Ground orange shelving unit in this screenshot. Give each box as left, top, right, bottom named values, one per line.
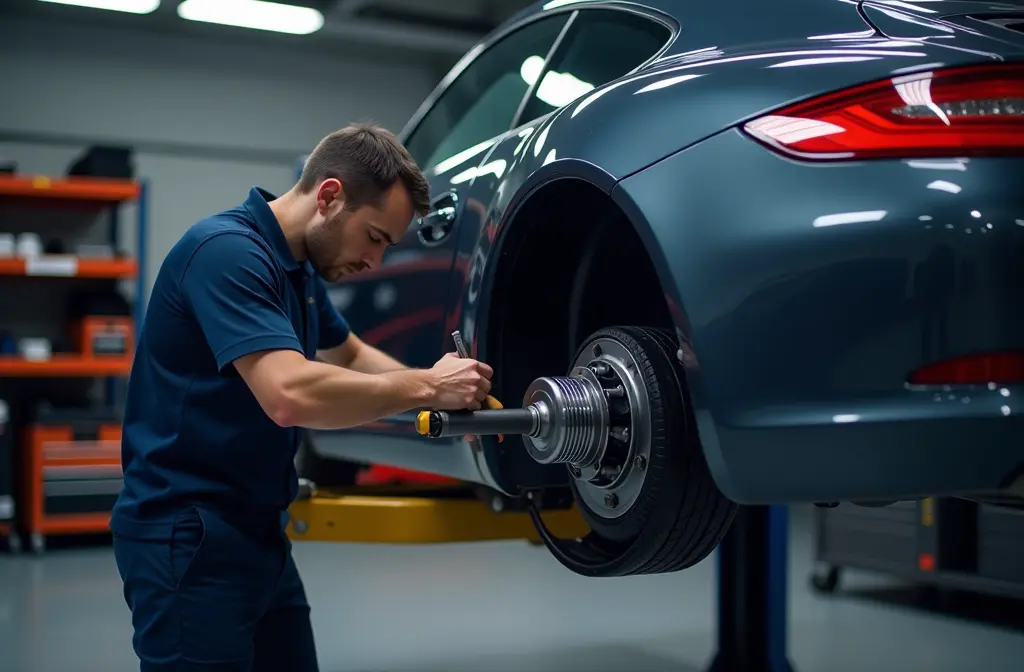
left=0, top=169, right=148, bottom=554
left=0, top=174, right=141, bottom=203
left=0, top=355, right=133, bottom=378
left=0, top=256, right=137, bottom=279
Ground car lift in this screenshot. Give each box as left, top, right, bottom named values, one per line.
left=287, top=482, right=794, bottom=672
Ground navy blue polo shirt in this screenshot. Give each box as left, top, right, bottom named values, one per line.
left=110, top=187, right=351, bottom=540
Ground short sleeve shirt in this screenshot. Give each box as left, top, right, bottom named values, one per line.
left=109, top=187, right=351, bottom=540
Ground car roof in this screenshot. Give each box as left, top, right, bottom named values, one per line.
left=497, top=0, right=884, bottom=56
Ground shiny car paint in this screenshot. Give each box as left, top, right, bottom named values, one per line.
left=312, top=0, right=1024, bottom=503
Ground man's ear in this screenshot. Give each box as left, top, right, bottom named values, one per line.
left=316, top=179, right=345, bottom=215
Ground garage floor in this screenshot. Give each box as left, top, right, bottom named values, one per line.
left=1, top=505, right=1022, bottom=672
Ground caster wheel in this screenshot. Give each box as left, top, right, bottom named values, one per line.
left=29, top=532, right=45, bottom=555
left=810, top=565, right=841, bottom=594
left=6, top=532, right=21, bottom=554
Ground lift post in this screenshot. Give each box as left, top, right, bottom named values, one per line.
left=707, top=505, right=794, bottom=672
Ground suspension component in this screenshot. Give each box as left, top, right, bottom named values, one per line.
left=519, top=367, right=609, bottom=467
left=414, top=334, right=650, bottom=518
left=414, top=367, right=610, bottom=471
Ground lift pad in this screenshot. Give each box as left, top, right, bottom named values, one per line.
left=286, top=485, right=590, bottom=545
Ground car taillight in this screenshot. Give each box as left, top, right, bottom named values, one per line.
left=742, top=63, right=1024, bottom=160
left=909, top=351, right=1024, bottom=385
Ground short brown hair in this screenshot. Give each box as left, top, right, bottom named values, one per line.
left=297, top=122, right=430, bottom=217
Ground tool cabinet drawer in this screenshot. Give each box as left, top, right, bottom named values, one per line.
left=977, top=505, right=1024, bottom=584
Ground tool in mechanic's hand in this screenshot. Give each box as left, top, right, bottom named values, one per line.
left=457, top=329, right=504, bottom=441
left=418, top=330, right=506, bottom=443
left=452, top=329, right=469, bottom=359
left=453, top=331, right=505, bottom=422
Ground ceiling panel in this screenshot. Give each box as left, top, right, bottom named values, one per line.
left=0, top=0, right=537, bottom=56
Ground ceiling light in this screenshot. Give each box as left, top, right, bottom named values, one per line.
left=38, top=0, right=160, bottom=13
left=177, top=0, right=324, bottom=35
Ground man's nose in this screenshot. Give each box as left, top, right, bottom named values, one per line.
left=363, top=251, right=383, bottom=270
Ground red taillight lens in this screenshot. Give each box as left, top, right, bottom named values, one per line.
left=743, top=63, right=1024, bottom=160
left=909, top=351, right=1024, bottom=386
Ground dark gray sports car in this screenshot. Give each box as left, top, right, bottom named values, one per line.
left=303, top=0, right=1024, bottom=577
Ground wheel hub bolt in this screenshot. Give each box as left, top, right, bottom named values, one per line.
left=604, top=493, right=619, bottom=508
left=634, top=455, right=647, bottom=471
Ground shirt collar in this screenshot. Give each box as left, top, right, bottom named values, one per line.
left=243, top=186, right=314, bottom=276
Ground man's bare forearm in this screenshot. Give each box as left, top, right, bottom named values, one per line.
left=282, top=359, right=433, bottom=429
left=346, top=342, right=407, bottom=374
left=237, top=350, right=434, bottom=430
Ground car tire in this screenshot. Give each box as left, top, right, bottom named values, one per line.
left=537, top=325, right=737, bottom=576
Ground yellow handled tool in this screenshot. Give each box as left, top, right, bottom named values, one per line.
left=416, top=404, right=540, bottom=439
left=416, top=331, right=506, bottom=441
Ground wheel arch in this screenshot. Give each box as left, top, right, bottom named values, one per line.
left=476, top=158, right=701, bottom=492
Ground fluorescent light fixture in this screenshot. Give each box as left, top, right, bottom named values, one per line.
left=38, top=0, right=160, bottom=13
left=177, top=0, right=324, bottom=35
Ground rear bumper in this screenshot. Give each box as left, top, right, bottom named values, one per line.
left=614, top=129, right=1024, bottom=503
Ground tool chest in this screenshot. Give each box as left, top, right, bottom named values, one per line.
left=977, top=504, right=1024, bottom=584
left=812, top=498, right=1024, bottom=599
left=20, top=405, right=122, bottom=553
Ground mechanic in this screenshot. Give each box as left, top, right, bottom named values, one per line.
left=109, top=123, right=494, bottom=672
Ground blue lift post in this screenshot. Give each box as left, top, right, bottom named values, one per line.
left=706, top=505, right=795, bottom=672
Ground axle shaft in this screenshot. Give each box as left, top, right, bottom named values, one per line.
left=414, top=367, right=613, bottom=470
left=416, top=407, right=540, bottom=439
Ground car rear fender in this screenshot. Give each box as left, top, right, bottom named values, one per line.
left=467, top=154, right=695, bottom=492
left=536, top=34, right=1007, bottom=181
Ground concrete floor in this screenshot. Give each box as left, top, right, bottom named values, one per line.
left=1, top=505, right=1022, bottom=672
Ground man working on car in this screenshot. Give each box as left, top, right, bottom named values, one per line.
left=109, top=123, right=493, bottom=672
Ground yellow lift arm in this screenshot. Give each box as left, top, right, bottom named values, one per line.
left=286, top=483, right=589, bottom=545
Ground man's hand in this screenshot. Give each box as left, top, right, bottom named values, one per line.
left=426, top=352, right=493, bottom=411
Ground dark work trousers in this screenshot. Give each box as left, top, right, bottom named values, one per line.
left=113, top=506, right=319, bottom=671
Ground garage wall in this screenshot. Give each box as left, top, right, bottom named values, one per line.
left=0, top=15, right=441, bottom=297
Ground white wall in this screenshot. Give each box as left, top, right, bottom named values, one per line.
left=0, top=15, right=441, bottom=297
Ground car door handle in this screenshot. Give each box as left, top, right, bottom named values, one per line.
left=416, top=191, right=459, bottom=247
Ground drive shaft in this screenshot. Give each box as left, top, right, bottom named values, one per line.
left=416, top=408, right=540, bottom=439
left=414, top=368, right=613, bottom=468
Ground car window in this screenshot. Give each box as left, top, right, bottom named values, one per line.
left=517, top=9, right=670, bottom=124
left=405, top=15, right=569, bottom=171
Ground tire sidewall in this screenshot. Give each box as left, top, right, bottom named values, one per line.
left=571, top=327, right=689, bottom=547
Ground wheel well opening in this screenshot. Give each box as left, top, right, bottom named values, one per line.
left=487, top=178, right=675, bottom=489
